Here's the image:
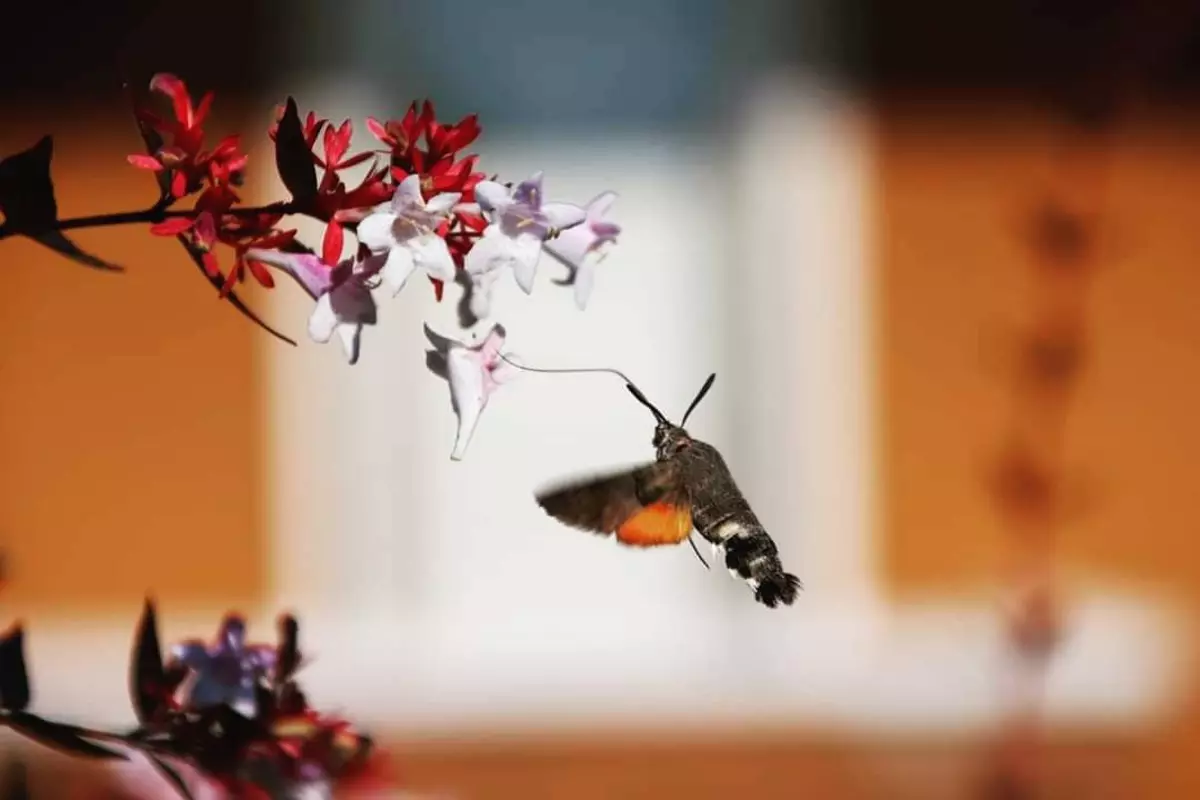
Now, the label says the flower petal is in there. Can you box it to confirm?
[355,210,396,252]
[149,73,192,128]
[588,190,618,220]
[512,172,545,208]
[464,225,525,277]
[390,173,424,212]
[477,323,507,364]
[490,350,523,384]
[365,117,392,146]
[573,258,598,310]
[149,218,196,236]
[380,246,417,296]
[510,234,543,294]
[308,293,338,343]
[127,154,163,171]
[469,269,501,320]
[473,181,512,215]
[447,348,486,461]
[425,191,462,216]
[334,322,363,365]
[322,220,345,266]
[542,225,594,269]
[243,249,332,299]
[541,202,587,232]
[409,234,457,282]
[592,220,622,244]
[170,641,210,669]
[330,276,378,326]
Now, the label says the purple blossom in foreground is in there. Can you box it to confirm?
[170,614,276,715]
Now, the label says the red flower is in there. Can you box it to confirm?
[392,153,485,200]
[365,102,424,159]
[148,210,221,276]
[318,119,375,172]
[268,709,376,788]
[423,103,481,162]
[219,225,298,296]
[128,74,249,199]
[370,99,483,193]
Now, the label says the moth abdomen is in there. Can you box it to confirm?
[704,516,802,608]
[754,571,802,608]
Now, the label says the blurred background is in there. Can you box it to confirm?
[1,0,1200,797]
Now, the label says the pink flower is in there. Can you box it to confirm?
[424,323,520,460]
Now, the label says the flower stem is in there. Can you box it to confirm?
[0,202,304,241]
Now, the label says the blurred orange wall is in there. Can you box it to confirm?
[878,106,1200,603]
[876,104,1200,792]
[0,109,268,614]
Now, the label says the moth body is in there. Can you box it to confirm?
[535,385,802,609]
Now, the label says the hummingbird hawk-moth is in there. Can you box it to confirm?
[534,373,802,608]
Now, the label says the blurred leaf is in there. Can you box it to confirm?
[274,98,318,203]
[0,137,126,272]
[145,752,196,800]
[4,712,127,760]
[254,681,275,724]
[275,615,299,685]
[131,598,164,723]
[279,237,316,256]
[0,136,56,232]
[174,235,297,346]
[0,626,30,712]
[31,231,124,272]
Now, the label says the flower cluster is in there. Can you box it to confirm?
[127,603,385,799]
[116,73,622,458]
[0,605,387,800]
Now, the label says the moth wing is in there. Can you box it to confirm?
[535,461,692,547]
[615,499,693,547]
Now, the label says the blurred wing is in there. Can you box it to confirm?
[535,461,692,547]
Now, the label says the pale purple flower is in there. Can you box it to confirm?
[170,614,276,715]
[247,248,382,365]
[355,174,459,296]
[424,323,521,461]
[463,172,586,318]
[543,190,621,310]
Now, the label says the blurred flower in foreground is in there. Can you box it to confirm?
[118,601,389,799]
[169,614,276,716]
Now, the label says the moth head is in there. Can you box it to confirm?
[652,422,692,458]
[626,373,717,458]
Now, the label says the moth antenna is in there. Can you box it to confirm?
[624,383,669,425]
[680,373,716,427]
[687,536,710,570]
